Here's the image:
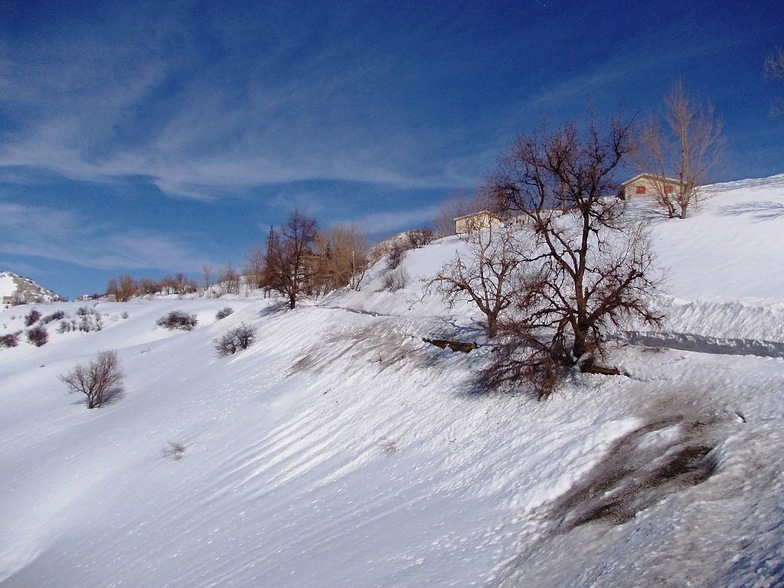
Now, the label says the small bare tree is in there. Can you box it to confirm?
[218,264,240,295]
[313,225,370,292]
[765,46,784,116]
[490,114,662,397]
[60,350,124,408]
[137,277,161,296]
[430,225,524,338]
[243,245,266,292]
[634,81,723,219]
[106,274,136,302]
[172,273,197,295]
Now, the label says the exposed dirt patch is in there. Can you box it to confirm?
[548,414,724,532]
[422,337,478,353]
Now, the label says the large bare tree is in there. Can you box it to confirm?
[634,81,723,219]
[265,209,318,309]
[489,114,662,397]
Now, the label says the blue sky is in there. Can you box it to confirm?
[1,0,782,299]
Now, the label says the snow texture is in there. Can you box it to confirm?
[1,175,783,587]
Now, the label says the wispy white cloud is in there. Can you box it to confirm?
[338,205,441,235]
[0,6,483,202]
[0,199,210,272]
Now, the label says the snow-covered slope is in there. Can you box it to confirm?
[1,175,783,587]
[627,174,784,348]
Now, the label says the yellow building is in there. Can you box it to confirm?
[454,211,503,235]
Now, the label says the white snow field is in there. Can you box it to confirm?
[1,175,784,587]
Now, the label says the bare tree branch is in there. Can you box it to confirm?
[485,113,663,398]
[765,46,784,116]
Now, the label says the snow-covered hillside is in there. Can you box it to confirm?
[0,271,63,305]
[1,175,783,587]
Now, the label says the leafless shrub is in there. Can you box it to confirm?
[386,242,408,270]
[26,325,48,346]
[215,307,234,320]
[215,323,257,356]
[156,311,198,331]
[382,269,408,292]
[406,227,435,249]
[59,350,124,408]
[0,332,21,348]
[76,306,103,332]
[42,310,66,324]
[24,309,41,326]
[162,441,186,461]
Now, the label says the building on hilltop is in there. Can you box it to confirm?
[454,210,503,235]
[618,173,685,200]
